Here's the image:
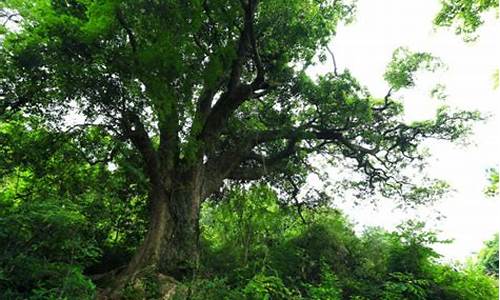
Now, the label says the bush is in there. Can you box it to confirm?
[303,262,342,300]
[243,273,297,300]
[429,264,499,300]
[478,234,499,277]
[0,201,98,299]
[198,185,499,300]
[174,277,244,300]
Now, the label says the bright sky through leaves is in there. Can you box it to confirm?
[312,0,499,261]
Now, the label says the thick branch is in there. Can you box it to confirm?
[198,0,266,144]
[226,0,257,91]
[0,10,20,26]
[140,78,180,173]
[228,137,298,180]
[121,111,161,186]
[115,8,138,55]
[204,126,339,188]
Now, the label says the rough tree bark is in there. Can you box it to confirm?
[105,166,205,298]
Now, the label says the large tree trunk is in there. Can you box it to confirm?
[105,170,204,298]
[158,185,202,278]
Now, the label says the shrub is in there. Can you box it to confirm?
[0,201,99,299]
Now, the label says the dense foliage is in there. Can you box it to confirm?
[434,0,499,41]
[194,186,499,300]
[478,234,499,277]
[2,2,484,286]
[1,159,498,299]
[0,0,498,298]
[0,116,148,298]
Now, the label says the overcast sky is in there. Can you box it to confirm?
[310,0,499,261]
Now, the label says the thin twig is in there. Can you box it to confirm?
[325,45,338,76]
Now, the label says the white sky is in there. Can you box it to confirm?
[310,0,499,262]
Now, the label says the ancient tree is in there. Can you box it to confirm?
[0,0,479,294]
